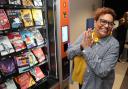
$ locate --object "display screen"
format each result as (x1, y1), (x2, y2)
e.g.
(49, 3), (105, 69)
(62, 26), (68, 42)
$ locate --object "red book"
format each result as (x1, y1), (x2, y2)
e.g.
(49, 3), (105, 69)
(14, 72), (35, 89)
(7, 32), (26, 52)
(30, 66), (45, 81)
(32, 47), (45, 63)
(0, 9), (10, 30)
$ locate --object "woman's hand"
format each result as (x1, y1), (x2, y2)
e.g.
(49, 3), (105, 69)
(81, 28), (94, 49)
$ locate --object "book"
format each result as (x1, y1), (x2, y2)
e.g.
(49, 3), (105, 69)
(32, 9), (44, 26)
(30, 66), (45, 81)
(28, 28), (44, 45)
(6, 10), (23, 29)
(0, 9), (10, 30)
(20, 30), (36, 49)
(21, 0), (34, 6)
(4, 79), (17, 89)
(14, 72), (35, 89)
(32, 47), (45, 63)
(33, 0), (43, 6)
(25, 51), (38, 67)
(7, 32), (26, 52)
(8, 0), (21, 5)
(0, 36), (15, 56)
(20, 9), (34, 27)
(0, 0), (8, 4)
(0, 57), (16, 76)
(14, 53), (30, 73)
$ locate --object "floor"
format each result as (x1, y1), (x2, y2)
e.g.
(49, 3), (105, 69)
(112, 62), (128, 89)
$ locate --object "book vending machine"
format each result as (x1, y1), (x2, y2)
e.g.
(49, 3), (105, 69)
(0, 0), (60, 89)
(0, 0), (70, 89)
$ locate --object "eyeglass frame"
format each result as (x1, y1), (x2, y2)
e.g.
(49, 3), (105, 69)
(98, 18), (115, 28)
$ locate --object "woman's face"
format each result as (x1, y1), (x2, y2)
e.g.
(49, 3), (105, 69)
(94, 14), (114, 38)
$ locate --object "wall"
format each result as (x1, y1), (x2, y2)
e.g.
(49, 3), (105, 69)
(69, 0), (102, 43)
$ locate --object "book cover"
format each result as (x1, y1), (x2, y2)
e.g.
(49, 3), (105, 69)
(14, 54), (29, 67)
(26, 51), (38, 67)
(7, 32), (26, 52)
(32, 47), (45, 63)
(33, 0), (43, 6)
(20, 30), (36, 49)
(14, 53), (30, 73)
(14, 72), (35, 89)
(20, 9), (34, 27)
(30, 66), (45, 81)
(0, 0), (8, 4)
(0, 9), (10, 30)
(21, 0), (34, 6)
(6, 10), (23, 29)
(5, 79), (17, 89)
(8, 0), (21, 5)
(32, 9), (44, 26)
(28, 28), (44, 45)
(0, 57), (16, 76)
(0, 36), (15, 56)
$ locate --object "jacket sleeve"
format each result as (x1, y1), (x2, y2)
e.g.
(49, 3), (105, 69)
(67, 33), (84, 60)
(82, 40), (119, 78)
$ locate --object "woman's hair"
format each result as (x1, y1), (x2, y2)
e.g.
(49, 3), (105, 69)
(94, 7), (116, 21)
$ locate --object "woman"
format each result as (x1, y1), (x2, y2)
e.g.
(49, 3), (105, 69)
(67, 7), (119, 89)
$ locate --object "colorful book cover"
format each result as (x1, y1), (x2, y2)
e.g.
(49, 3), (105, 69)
(0, 36), (15, 56)
(6, 10), (23, 29)
(32, 47), (45, 63)
(14, 72), (35, 89)
(8, 0), (21, 5)
(26, 51), (38, 66)
(28, 28), (44, 45)
(5, 79), (17, 89)
(0, 0), (8, 4)
(0, 57), (16, 76)
(14, 54), (29, 67)
(20, 30), (36, 49)
(32, 9), (44, 26)
(33, 0), (43, 6)
(20, 9), (34, 27)
(7, 32), (26, 52)
(14, 53), (30, 73)
(30, 66), (45, 81)
(21, 0), (34, 6)
(0, 9), (10, 30)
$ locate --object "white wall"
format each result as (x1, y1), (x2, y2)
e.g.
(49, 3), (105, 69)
(69, 0), (102, 43)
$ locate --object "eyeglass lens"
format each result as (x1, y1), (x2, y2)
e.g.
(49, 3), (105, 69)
(99, 19), (114, 27)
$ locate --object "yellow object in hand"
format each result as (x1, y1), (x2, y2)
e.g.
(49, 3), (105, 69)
(72, 56), (87, 84)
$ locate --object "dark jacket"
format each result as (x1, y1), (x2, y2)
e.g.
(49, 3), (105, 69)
(112, 24), (127, 56)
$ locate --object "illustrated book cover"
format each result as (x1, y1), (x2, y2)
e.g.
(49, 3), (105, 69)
(0, 36), (15, 56)
(7, 32), (26, 52)
(20, 9), (34, 27)
(6, 9), (23, 29)
(0, 9), (10, 30)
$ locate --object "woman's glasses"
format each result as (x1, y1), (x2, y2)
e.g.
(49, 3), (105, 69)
(99, 19), (115, 28)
